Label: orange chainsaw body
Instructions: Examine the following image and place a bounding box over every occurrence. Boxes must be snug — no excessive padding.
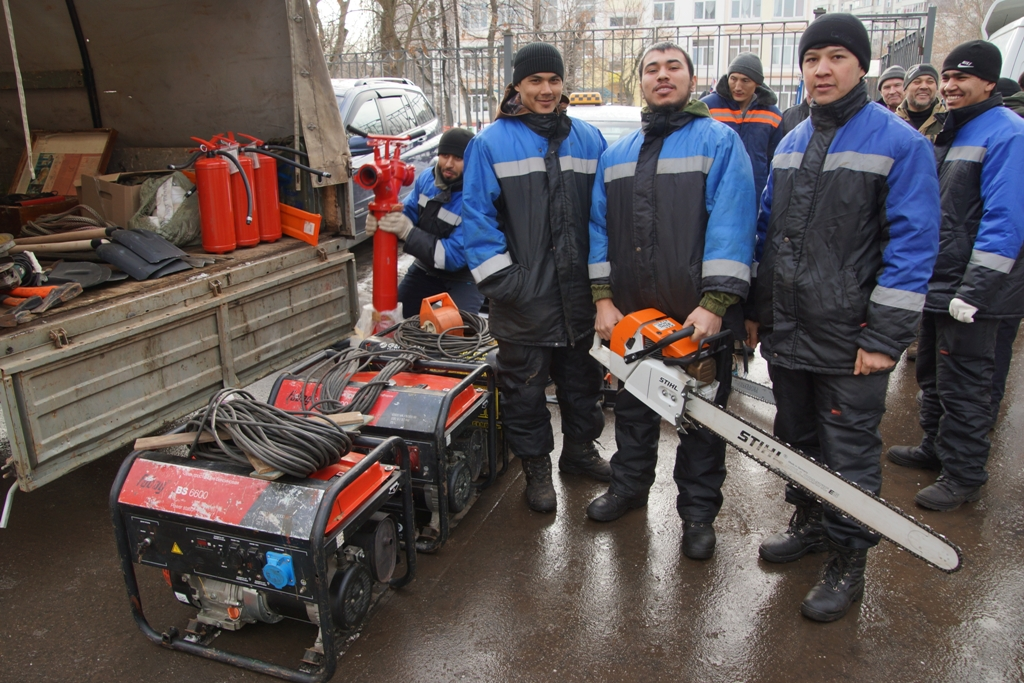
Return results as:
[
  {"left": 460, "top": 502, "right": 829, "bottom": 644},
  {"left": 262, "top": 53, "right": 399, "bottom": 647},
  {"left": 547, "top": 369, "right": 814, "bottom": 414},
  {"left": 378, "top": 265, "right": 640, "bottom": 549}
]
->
[{"left": 610, "top": 308, "right": 699, "bottom": 360}]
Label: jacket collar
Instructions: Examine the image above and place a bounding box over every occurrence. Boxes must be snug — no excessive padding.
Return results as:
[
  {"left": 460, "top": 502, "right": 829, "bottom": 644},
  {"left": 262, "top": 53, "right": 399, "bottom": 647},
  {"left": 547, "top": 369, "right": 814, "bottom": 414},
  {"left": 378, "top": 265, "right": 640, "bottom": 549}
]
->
[
  {"left": 809, "top": 80, "right": 868, "bottom": 131},
  {"left": 641, "top": 99, "right": 710, "bottom": 138},
  {"left": 940, "top": 93, "right": 1004, "bottom": 136},
  {"left": 497, "top": 84, "right": 572, "bottom": 138},
  {"left": 713, "top": 75, "right": 779, "bottom": 108}
]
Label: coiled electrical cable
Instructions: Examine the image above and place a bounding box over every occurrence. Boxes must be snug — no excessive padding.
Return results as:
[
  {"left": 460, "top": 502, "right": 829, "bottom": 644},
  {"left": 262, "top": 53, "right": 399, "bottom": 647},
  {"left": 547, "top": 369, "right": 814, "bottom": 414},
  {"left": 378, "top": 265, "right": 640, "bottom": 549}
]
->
[
  {"left": 390, "top": 312, "right": 495, "bottom": 361},
  {"left": 186, "top": 388, "right": 353, "bottom": 478},
  {"left": 298, "top": 347, "right": 427, "bottom": 415}
]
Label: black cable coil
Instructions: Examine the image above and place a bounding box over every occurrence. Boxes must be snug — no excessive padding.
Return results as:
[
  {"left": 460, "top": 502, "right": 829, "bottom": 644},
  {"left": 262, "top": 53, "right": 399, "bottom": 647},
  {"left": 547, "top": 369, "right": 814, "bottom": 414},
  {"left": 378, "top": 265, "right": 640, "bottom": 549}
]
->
[
  {"left": 297, "top": 347, "right": 427, "bottom": 415},
  {"left": 391, "top": 312, "right": 495, "bottom": 361},
  {"left": 186, "top": 388, "right": 354, "bottom": 478}
]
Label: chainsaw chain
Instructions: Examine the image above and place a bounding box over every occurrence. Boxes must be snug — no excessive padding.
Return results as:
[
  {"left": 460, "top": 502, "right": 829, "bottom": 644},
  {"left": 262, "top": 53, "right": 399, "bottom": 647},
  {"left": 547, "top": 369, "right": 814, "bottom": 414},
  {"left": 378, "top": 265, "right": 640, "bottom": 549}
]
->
[{"left": 685, "top": 393, "right": 964, "bottom": 573}]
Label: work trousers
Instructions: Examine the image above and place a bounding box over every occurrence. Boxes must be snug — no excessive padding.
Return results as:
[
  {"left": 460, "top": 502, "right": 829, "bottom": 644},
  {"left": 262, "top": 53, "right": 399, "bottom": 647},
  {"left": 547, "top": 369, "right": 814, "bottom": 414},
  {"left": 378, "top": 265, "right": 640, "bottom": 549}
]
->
[
  {"left": 608, "top": 389, "right": 727, "bottom": 523},
  {"left": 916, "top": 311, "right": 999, "bottom": 487},
  {"left": 991, "top": 317, "right": 1020, "bottom": 421},
  {"left": 398, "top": 262, "right": 485, "bottom": 319},
  {"left": 771, "top": 365, "right": 889, "bottom": 549},
  {"left": 494, "top": 340, "right": 604, "bottom": 459}
]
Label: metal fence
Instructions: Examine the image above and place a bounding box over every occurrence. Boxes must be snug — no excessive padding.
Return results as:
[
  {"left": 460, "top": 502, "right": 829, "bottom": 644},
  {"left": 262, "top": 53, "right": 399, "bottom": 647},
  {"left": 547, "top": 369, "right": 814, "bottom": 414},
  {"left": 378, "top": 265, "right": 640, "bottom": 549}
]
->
[{"left": 327, "top": 11, "right": 935, "bottom": 128}]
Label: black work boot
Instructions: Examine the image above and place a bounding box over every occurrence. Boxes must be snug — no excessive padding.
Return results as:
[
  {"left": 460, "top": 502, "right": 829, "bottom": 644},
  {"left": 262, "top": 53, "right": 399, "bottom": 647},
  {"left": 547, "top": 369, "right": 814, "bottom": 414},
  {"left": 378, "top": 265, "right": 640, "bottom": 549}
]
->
[
  {"left": 915, "top": 475, "right": 982, "bottom": 511},
  {"left": 886, "top": 444, "right": 941, "bottom": 470},
  {"left": 558, "top": 440, "right": 612, "bottom": 481},
  {"left": 801, "top": 544, "right": 868, "bottom": 622},
  {"left": 682, "top": 521, "right": 716, "bottom": 560},
  {"left": 586, "top": 490, "right": 647, "bottom": 522},
  {"left": 521, "top": 456, "right": 557, "bottom": 513},
  {"left": 758, "top": 503, "right": 828, "bottom": 563}
]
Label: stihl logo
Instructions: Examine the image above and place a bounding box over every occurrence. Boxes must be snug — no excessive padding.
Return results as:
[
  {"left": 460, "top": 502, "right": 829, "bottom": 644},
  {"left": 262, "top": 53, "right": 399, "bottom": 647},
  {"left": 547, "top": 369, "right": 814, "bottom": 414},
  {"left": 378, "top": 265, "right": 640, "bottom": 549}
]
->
[
  {"left": 958, "top": 60, "right": 973, "bottom": 68},
  {"left": 737, "top": 429, "right": 783, "bottom": 458},
  {"left": 659, "top": 376, "right": 680, "bottom": 392}
]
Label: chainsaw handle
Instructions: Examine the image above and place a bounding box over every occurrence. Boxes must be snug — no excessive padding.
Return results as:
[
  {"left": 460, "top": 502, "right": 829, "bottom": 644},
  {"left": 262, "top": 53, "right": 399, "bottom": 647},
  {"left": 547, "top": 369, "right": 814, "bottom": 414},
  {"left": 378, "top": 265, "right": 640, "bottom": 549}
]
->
[{"left": 622, "top": 325, "right": 695, "bottom": 364}]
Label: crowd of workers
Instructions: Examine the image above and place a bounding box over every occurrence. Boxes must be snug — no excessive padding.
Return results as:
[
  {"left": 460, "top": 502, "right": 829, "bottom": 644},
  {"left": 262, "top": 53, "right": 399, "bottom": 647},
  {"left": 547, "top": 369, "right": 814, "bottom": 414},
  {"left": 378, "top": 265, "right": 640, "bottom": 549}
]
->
[{"left": 365, "top": 13, "right": 1024, "bottom": 623}]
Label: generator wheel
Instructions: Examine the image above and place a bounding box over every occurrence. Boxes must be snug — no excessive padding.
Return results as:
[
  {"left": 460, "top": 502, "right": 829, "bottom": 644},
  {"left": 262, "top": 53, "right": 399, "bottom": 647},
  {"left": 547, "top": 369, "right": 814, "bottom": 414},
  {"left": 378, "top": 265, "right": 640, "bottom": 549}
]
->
[
  {"left": 331, "top": 564, "right": 373, "bottom": 629},
  {"left": 448, "top": 460, "right": 472, "bottom": 513}
]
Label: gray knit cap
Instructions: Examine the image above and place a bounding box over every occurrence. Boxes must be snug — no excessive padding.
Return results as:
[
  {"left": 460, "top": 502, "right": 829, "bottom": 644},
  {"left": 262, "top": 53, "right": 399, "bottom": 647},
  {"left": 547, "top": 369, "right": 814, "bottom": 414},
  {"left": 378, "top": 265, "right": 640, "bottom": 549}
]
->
[
  {"left": 878, "top": 64, "right": 906, "bottom": 86},
  {"left": 728, "top": 52, "right": 764, "bottom": 86}
]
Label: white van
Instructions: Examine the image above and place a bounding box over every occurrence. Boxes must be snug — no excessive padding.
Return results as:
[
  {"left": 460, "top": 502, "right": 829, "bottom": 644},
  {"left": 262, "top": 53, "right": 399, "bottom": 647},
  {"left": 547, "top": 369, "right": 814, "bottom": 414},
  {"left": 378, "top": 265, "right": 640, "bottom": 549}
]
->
[{"left": 985, "top": 0, "right": 1024, "bottom": 79}]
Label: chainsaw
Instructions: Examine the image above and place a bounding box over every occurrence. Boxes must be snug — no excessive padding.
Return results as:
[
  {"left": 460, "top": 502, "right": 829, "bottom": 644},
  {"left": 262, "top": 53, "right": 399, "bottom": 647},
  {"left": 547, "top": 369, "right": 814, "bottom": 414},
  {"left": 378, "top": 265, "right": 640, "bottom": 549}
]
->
[{"left": 590, "top": 309, "right": 962, "bottom": 573}]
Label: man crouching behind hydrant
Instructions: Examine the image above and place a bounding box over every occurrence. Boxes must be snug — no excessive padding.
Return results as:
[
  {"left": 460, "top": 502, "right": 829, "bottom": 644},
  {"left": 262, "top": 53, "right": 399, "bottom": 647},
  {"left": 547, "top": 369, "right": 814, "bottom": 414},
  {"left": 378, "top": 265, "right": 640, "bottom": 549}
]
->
[
  {"left": 586, "top": 42, "right": 757, "bottom": 561},
  {"left": 746, "top": 14, "right": 940, "bottom": 622}
]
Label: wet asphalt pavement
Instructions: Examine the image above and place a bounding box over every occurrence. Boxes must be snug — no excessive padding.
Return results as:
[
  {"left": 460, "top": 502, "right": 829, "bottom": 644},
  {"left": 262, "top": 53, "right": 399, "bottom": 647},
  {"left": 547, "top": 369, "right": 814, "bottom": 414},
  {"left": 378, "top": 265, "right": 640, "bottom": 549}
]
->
[{"left": 2, "top": 242, "right": 1023, "bottom": 682}]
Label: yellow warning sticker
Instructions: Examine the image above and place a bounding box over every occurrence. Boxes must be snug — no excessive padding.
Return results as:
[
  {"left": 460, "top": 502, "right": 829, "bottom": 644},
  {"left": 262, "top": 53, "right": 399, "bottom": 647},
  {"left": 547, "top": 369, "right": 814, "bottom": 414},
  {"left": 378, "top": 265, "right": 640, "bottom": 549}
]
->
[{"left": 171, "top": 542, "right": 183, "bottom": 555}]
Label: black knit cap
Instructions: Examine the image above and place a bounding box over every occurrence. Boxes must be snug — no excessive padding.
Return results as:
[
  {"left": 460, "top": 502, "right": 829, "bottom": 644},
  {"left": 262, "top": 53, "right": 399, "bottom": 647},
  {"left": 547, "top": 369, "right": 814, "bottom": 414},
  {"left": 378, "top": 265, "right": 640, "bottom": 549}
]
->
[
  {"left": 904, "top": 63, "right": 939, "bottom": 87},
  {"left": 513, "top": 42, "right": 564, "bottom": 85},
  {"left": 878, "top": 64, "right": 906, "bottom": 86},
  {"left": 728, "top": 52, "right": 764, "bottom": 85},
  {"left": 943, "top": 40, "right": 1002, "bottom": 84},
  {"left": 798, "top": 13, "right": 871, "bottom": 73},
  {"left": 437, "top": 128, "right": 474, "bottom": 157},
  {"left": 998, "top": 77, "right": 1022, "bottom": 97}
]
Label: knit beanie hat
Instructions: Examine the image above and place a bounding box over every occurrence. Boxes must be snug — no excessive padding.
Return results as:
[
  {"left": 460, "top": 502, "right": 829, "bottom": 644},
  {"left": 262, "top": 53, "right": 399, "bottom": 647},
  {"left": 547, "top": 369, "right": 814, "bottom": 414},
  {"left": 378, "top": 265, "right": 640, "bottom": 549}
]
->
[
  {"left": 437, "top": 128, "right": 474, "bottom": 157},
  {"left": 513, "top": 43, "right": 564, "bottom": 85},
  {"left": 997, "top": 77, "right": 1022, "bottom": 97},
  {"left": 904, "top": 63, "right": 938, "bottom": 87},
  {"left": 728, "top": 52, "right": 764, "bottom": 85},
  {"left": 798, "top": 13, "right": 871, "bottom": 73},
  {"left": 878, "top": 64, "right": 906, "bottom": 86},
  {"left": 942, "top": 40, "right": 1002, "bottom": 84}
]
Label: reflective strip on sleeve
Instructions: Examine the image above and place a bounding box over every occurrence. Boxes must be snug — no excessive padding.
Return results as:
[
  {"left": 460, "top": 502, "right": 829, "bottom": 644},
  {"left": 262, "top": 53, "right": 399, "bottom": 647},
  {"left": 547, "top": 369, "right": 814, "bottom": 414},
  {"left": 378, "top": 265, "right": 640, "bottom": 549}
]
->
[
  {"left": 751, "top": 261, "right": 758, "bottom": 278},
  {"left": 589, "top": 261, "right": 611, "bottom": 279},
  {"left": 471, "top": 252, "right": 513, "bottom": 282},
  {"left": 822, "top": 151, "right": 894, "bottom": 176},
  {"left": 703, "top": 259, "right": 751, "bottom": 282},
  {"left": 437, "top": 206, "right": 462, "bottom": 227},
  {"left": 773, "top": 152, "right": 803, "bottom": 170},
  {"left": 560, "top": 156, "right": 598, "bottom": 174},
  {"left": 945, "top": 145, "right": 987, "bottom": 164},
  {"left": 434, "top": 241, "right": 447, "bottom": 270},
  {"left": 970, "top": 248, "right": 1015, "bottom": 274},
  {"left": 493, "top": 157, "right": 547, "bottom": 178},
  {"left": 605, "top": 161, "right": 637, "bottom": 183},
  {"left": 869, "top": 286, "right": 926, "bottom": 311},
  {"left": 418, "top": 193, "right": 430, "bottom": 208},
  {"left": 657, "top": 156, "right": 713, "bottom": 175}
]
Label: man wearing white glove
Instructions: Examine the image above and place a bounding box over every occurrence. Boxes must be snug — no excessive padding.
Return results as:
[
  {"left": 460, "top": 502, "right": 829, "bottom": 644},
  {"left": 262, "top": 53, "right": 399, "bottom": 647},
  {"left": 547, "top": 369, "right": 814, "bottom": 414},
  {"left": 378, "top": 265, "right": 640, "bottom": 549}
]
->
[
  {"left": 887, "top": 41, "right": 1024, "bottom": 511},
  {"left": 366, "top": 128, "right": 484, "bottom": 316}
]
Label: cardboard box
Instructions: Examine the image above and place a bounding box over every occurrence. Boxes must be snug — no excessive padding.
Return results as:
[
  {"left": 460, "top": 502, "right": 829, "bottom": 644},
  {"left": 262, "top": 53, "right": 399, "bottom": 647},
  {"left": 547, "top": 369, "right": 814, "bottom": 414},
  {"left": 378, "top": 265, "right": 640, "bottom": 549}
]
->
[
  {"left": 78, "top": 171, "right": 169, "bottom": 228},
  {"left": 10, "top": 129, "right": 117, "bottom": 195}
]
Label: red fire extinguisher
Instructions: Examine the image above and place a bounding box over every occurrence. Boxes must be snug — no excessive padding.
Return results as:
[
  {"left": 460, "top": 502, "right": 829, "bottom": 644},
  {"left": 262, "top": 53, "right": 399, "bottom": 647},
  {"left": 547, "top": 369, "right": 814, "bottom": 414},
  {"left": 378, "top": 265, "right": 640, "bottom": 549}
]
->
[
  {"left": 213, "top": 134, "right": 259, "bottom": 248},
  {"left": 170, "top": 137, "right": 252, "bottom": 254},
  {"left": 353, "top": 135, "right": 416, "bottom": 317}
]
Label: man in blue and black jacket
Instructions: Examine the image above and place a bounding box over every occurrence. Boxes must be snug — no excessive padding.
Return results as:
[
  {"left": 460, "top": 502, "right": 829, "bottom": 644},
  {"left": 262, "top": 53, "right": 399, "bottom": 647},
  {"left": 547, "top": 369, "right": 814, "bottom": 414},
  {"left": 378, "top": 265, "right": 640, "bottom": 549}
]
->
[
  {"left": 461, "top": 43, "right": 610, "bottom": 513},
  {"left": 585, "top": 42, "right": 756, "bottom": 561},
  {"left": 747, "top": 14, "right": 940, "bottom": 623},
  {"left": 367, "top": 128, "right": 482, "bottom": 316},
  {"left": 887, "top": 41, "right": 1024, "bottom": 510}
]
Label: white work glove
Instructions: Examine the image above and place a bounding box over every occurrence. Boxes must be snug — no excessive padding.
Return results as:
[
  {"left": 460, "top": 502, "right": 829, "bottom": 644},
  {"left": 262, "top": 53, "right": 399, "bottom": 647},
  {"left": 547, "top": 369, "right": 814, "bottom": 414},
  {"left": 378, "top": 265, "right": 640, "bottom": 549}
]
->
[
  {"left": 378, "top": 211, "right": 414, "bottom": 241},
  {"left": 365, "top": 212, "right": 378, "bottom": 236},
  {"left": 949, "top": 297, "right": 978, "bottom": 323}
]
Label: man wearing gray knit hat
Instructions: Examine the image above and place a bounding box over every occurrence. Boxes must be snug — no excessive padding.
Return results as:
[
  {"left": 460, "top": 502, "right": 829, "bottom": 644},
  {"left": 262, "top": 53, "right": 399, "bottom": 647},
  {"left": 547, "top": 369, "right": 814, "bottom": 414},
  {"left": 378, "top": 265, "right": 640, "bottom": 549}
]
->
[
  {"left": 896, "top": 63, "right": 945, "bottom": 143},
  {"left": 877, "top": 64, "right": 906, "bottom": 111}
]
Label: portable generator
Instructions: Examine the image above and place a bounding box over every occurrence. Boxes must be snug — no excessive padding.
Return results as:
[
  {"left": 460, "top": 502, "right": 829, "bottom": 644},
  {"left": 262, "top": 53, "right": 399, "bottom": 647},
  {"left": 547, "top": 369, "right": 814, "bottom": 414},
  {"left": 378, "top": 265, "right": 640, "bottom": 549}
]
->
[
  {"left": 268, "top": 347, "right": 502, "bottom": 552},
  {"left": 111, "top": 434, "right": 416, "bottom": 682}
]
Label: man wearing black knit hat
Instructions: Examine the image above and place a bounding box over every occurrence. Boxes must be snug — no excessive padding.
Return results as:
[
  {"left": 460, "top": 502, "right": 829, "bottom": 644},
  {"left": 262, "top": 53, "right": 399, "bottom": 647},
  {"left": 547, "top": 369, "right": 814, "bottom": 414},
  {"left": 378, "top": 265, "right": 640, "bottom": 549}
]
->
[
  {"left": 461, "top": 42, "right": 611, "bottom": 512},
  {"left": 366, "top": 127, "right": 484, "bottom": 316},
  {"left": 887, "top": 41, "right": 1024, "bottom": 513},
  {"left": 747, "top": 12, "right": 940, "bottom": 622},
  {"left": 877, "top": 64, "right": 906, "bottom": 111}
]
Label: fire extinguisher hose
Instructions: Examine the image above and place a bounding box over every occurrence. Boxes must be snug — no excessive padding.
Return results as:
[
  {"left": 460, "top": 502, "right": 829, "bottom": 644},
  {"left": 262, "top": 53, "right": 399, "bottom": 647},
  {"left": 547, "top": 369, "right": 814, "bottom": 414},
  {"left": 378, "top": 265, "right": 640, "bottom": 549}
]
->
[
  {"left": 215, "top": 151, "right": 254, "bottom": 224},
  {"left": 242, "top": 147, "right": 332, "bottom": 179}
]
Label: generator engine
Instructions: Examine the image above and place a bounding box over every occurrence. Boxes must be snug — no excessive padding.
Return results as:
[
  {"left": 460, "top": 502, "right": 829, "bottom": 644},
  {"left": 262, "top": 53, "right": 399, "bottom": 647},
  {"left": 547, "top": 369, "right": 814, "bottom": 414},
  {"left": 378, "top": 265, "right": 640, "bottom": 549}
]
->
[{"left": 111, "top": 435, "right": 415, "bottom": 682}]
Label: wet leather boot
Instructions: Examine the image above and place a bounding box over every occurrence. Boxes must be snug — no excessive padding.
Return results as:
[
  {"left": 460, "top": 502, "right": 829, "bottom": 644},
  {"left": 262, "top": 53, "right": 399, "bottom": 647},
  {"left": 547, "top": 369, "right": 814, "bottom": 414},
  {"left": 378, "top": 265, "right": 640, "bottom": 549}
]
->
[
  {"left": 586, "top": 490, "right": 647, "bottom": 521},
  {"left": 558, "top": 440, "right": 612, "bottom": 482},
  {"left": 887, "top": 444, "right": 941, "bottom": 470},
  {"left": 915, "top": 475, "right": 982, "bottom": 511},
  {"left": 801, "top": 544, "right": 868, "bottom": 622},
  {"left": 521, "top": 456, "right": 556, "bottom": 513},
  {"left": 758, "top": 502, "right": 827, "bottom": 563},
  {"left": 682, "top": 521, "right": 716, "bottom": 560}
]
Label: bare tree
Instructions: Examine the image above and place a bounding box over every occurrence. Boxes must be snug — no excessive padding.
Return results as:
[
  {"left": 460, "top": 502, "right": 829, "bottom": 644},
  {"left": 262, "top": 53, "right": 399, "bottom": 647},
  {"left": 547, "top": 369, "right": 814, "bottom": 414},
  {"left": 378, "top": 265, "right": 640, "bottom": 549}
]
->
[{"left": 931, "top": 0, "right": 995, "bottom": 66}]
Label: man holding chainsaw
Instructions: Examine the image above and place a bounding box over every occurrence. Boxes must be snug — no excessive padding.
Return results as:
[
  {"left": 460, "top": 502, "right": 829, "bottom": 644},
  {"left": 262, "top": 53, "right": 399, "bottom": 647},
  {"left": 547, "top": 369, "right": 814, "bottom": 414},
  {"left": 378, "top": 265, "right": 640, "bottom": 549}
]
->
[
  {"left": 748, "top": 13, "right": 940, "bottom": 622},
  {"left": 365, "top": 128, "right": 484, "bottom": 316},
  {"left": 460, "top": 43, "right": 611, "bottom": 513},
  {"left": 586, "top": 41, "right": 757, "bottom": 560}
]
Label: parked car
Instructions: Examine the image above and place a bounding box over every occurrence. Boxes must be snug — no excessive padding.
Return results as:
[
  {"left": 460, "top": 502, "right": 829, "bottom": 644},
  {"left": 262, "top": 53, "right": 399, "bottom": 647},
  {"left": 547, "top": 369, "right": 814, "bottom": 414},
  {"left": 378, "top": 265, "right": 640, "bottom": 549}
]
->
[
  {"left": 568, "top": 100, "right": 642, "bottom": 145},
  {"left": 332, "top": 78, "right": 443, "bottom": 233}
]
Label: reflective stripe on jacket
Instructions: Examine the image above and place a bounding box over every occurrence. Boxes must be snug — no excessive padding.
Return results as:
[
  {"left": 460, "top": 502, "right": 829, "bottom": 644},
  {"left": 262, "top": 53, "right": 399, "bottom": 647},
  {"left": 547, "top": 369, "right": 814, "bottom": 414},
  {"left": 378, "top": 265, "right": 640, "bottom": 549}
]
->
[{"left": 401, "top": 166, "right": 471, "bottom": 280}]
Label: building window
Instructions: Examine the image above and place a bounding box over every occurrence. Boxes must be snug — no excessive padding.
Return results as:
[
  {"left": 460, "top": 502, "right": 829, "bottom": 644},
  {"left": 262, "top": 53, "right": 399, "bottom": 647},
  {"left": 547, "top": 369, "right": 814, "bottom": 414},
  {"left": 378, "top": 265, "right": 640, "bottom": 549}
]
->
[
  {"left": 774, "top": 0, "right": 804, "bottom": 17},
  {"left": 654, "top": 1, "right": 675, "bottom": 20},
  {"left": 728, "top": 35, "right": 761, "bottom": 62},
  {"left": 731, "top": 0, "right": 761, "bottom": 18},
  {"left": 694, "top": 0, "right": 716, "bottom": 19},
  {"left": 610, "top": 14, "right": 639, "bottom": 26},
  {"left": 771, "top": 34, "right": 801, "bottom": 66},
  {"left": 691, "top": 37, "right": 716, "bottom": 66},
  {"left": 775, "top": 84, "right": 799, "bottom": 110}
]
